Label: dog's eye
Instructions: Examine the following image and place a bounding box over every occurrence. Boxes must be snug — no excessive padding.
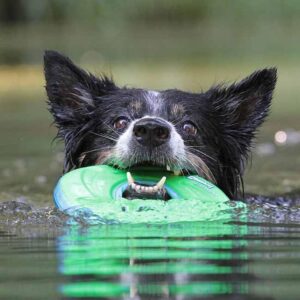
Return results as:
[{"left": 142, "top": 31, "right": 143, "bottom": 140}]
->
[
  {"left": 183, "top": 122, "right": 197, "bottom": 136},
  {"left": 114, "top": 117, "right": 129, "bottom": 130}
]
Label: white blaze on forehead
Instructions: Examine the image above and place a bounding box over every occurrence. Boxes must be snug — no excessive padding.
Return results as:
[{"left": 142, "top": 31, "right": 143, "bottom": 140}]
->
[
  {"left": 145, "top": 90, "right": 162, "bottom": 115},
  {"left": 148, "top": 90, "right": 160, "bottom": 97},
  {"left": 144, "top": 91, "right": 185, "bottom": 159}
]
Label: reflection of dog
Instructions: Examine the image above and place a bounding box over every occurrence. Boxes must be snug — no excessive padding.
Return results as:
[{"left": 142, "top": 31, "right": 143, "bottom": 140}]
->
[{"left": 44, "top": 50, "right": 276, "bottom": 199}]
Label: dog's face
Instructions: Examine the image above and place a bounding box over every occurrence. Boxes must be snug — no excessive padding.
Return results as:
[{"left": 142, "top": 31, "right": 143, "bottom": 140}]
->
[{"left": 44, "top": 51, "right": 277, "bottom": 199}]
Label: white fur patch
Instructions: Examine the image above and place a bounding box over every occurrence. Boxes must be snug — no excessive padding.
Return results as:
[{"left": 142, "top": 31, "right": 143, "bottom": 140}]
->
[
  {"left": 115, "top": 121, "right": 135, "bottom": 158},
  {"left": 169, "top": 125, "right": 185, "bottom": 159},
  {"left": 145, "top": 90, "right": 161, "bottom": 115},
  {"left": 148, "top": 90, "right": 160, "bottom": 97}
]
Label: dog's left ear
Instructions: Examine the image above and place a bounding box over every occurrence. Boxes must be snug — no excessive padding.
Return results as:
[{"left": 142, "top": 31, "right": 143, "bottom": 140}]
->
[
  {"left": 209, "top": 68, "right": 277, "bottom": 148},
  {"left": 207, "top": 68, "right": 277, "bottom": 198}
]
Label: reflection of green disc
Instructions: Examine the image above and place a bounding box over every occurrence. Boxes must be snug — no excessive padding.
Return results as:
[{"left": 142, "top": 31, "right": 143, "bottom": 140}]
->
[
  {"left": 54, "top": 165, "right": 245, "bottom": 223},
  {"left": 59, "top": 222, "right": 249, "bottom": 299}
]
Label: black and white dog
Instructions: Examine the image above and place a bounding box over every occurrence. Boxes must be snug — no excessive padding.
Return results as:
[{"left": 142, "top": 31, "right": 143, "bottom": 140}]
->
[{"left": 44, "top": 51, "right": 277, "bottom": 199}]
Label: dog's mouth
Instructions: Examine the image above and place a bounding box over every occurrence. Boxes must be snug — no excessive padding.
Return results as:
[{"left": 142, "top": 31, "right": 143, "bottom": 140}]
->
[
  {"left": 116, "top": 161, "right": 185, "bottom": 201},
  {"left": 108, "top": 160, "right": 195, "bottom": 200},
  {"left": 123, "top": 171, "right": 170, "bottom": 201}
]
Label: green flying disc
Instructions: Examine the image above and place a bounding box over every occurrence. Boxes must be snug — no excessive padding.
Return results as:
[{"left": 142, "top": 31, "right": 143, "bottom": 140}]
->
[{"left": 53, "top": 165, "right": 244, "bottom": 223}]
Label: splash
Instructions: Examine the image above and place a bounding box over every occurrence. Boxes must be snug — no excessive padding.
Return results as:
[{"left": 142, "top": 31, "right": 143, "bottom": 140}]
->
[{"left": 63, "top": 197, "right": 246, "bottom": 225}]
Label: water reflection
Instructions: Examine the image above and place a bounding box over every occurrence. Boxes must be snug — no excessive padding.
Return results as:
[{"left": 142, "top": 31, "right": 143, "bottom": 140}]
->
[
  {"left": 58, "top": 222, "right": 248, "bottom": 299},
  {"left": 2, "top": 215, "right": 300, "bottom": 299}
]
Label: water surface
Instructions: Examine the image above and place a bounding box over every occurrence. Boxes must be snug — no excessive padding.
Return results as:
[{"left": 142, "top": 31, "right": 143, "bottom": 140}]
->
[{"left": 1, "top": 217, "right": 300, "bottom": 299}]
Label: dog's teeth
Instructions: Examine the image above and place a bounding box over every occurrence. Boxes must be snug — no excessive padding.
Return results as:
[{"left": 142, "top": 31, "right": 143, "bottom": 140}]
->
[
  {"left": 127, "top": 172, "right": 166, "bottom": 195},
  {"left": 127, "top": 172, "right": 135, "bottom": 185},
  {"left": 166, "top": 165, "right": 171, "bottom": 171},
  {"left": 173, "top": 170, "right": 180, "bottom": 176},
  {"left": 156, "top": 176, "right": 166, "bottom": 189}
]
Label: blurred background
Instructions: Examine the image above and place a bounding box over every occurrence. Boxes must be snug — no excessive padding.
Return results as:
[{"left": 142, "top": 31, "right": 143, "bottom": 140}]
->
[{"left": 1, "top": 0, "right": 300, "bottom": 204}]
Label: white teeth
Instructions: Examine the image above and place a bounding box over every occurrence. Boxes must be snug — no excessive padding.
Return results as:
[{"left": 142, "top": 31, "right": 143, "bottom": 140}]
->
[
  {"left": 153, "top": 186, "right": 159, "bottom": 192},
  {"left": 173, "top": 170, "right": 181, "bottom": 176},
  {"left": 156, "top": 176, "right": 166, "bottom": 189},
  {"left": 148, "top": 187, "right": 154, "bottom": 193},
  {"left": 127, "top": 172, "right": 134, "bottom": 184},
  {"left": 166, "top": 165, "right": 171, "bottom": 171},
  {"left": 127, "top": 172, "right": 166, "bottom": 194}
]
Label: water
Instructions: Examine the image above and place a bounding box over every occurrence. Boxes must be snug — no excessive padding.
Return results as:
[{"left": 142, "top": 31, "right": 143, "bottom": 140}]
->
[
  {"left": 0, "top": 193, "right": 300, "bottom": 299},
  {"left": 1, "top": 217, "right": 300, "bottom": 300},
  {"left": 1, "top": 66, "right": 300, "bottom": 299}
]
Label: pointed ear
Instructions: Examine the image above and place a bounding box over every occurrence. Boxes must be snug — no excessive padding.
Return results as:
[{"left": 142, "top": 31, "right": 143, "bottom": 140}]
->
[
  {"left": 44, "top": 50, "right": 117, "bottom": 128},
  {"left": 207, "top": 68, "right": 277, "bottom": 198},
  {"left": 209, "top": 68, "right": 277, "bottom": 145}
]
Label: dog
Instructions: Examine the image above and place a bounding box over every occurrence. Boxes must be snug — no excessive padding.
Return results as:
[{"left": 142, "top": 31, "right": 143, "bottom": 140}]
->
[{"left": 44, "top": 50, "right": 277, "bottom": 200}]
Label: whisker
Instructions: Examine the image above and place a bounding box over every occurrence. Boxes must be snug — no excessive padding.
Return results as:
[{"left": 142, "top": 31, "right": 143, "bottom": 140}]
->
[
  {"left": 81, "top": 146, "right": 112, "bottom": 155},
  {"left": 170, "top": 118, "right": 184, "bottom": 127},
  {"left": 185, "top": 146, "right": 217, "bottom": 162},
  {"left": 100, "top": 121, "right": 121, "bottom": 136},
  {"left": 184, "top": 150, "right": 216, "bottom": 183},
  {"left": 90, "top": 131, "right": 118, "bottom": 142}
]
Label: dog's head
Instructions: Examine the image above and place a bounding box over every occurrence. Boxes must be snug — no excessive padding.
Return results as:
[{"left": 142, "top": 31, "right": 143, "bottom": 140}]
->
[{"left": 44, "top": 51, "right": 277, "bottom": 199}]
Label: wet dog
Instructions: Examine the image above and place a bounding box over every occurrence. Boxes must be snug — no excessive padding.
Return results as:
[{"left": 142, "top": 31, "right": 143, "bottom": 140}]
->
[{"left": 44, "top": 50, "right": 277, "bottom": 199}]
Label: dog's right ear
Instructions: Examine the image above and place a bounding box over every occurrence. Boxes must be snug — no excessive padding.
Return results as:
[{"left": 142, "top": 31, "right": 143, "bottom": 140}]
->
[{"left": 44, "top": 50, "right": 117, "bottom": 128}]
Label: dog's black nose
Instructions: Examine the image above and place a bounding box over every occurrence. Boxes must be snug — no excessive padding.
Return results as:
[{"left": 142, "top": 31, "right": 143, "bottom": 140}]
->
[{"left": 133, "top": 118, "right": 170, "bottom": 147}]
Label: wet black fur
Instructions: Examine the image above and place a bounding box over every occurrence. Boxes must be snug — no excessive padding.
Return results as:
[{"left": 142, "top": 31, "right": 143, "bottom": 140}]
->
[{"left": 44, "top": 50, "right": 277, "bottom": 199}]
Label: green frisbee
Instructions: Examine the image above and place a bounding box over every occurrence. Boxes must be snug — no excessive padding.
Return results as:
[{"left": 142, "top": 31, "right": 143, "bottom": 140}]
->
[{"left": 53, "top": 165, "right": 244, "bottom": 223}]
